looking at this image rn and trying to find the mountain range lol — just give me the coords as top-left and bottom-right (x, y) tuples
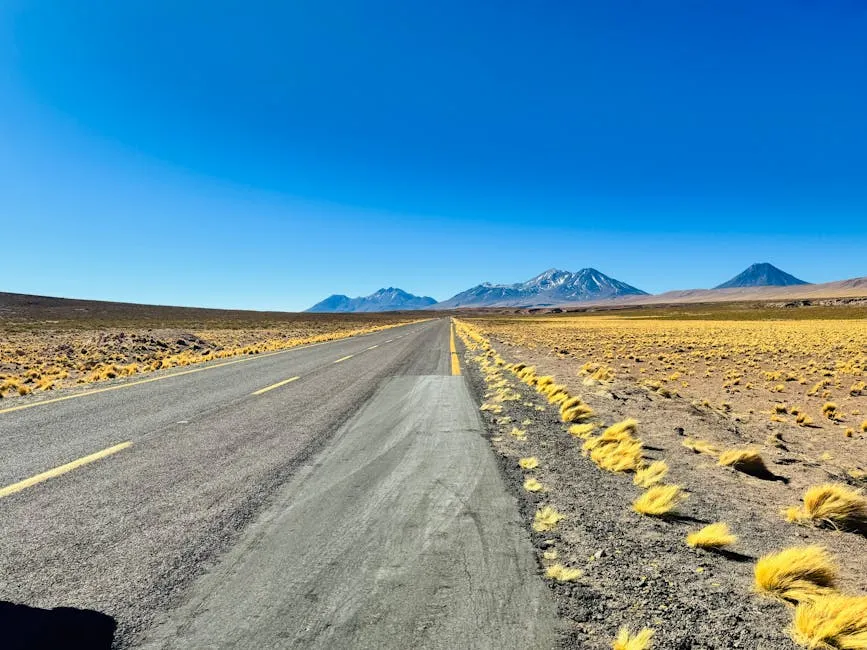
(433, 268), (647, 308)
(305, 263), (824, 312)
(305, 287), (437, 313)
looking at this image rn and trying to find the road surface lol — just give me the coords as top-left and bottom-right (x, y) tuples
(0, 318), (556, 648)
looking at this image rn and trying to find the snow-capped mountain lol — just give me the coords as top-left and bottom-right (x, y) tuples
(434, 268), (647, 308)
(715, 263), (809, 289)
(306, 288), (437, 313)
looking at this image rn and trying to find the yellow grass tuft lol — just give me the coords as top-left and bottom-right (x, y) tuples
(533, 505), (564, 532)
(797, 412), (816, 427)
(560, 395), (595, 422)
(545, 564), (582, 582)
(682, 437), (720, 455)
(822, 402), (840, 420)
(791, 594), (867, 650)
(686, 522), (737, 549)
(519, 456), (539, 470)
(568, 423), (598, 439)
(785, 483), (867, 531)
(717, 448), (770, 477)
(523, 478), (544, 492)
(591, 436), (644, 473)
(613, 626), (655, 650)
(633, 461), (669, 488)
(510, 427), (527, 441)
(754, 546), (837, 604)
(861, 420), (867, 433)
(632, 484), (686, 516)
(605, 418), (639, 437)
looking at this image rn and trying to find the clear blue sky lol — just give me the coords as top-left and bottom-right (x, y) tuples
(1, 1), (865, 311)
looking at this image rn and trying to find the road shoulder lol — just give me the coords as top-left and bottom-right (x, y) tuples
(141, 375), (557, 649)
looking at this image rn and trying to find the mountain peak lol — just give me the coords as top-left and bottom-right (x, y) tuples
(715, 263), (810, 289)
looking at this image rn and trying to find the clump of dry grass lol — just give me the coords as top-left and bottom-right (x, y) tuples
(754, 546), (837, 603)
(717, 448), (771, 477)
(533, 506), (564, 532)
(568, 423), (598, 439)
(633, 460), (669, 488)
(560, 395), (595, 423)
(822, 402), (840, 420)
(545, 564), (582, 582)
(682, 438), (720, 455)
(797, 412), (816, 427)
(518, 456), (539, 470)
(632, 485), (686, 516)
(791, 594), (867, 649)
(591, 436), (644, 473)
(583, 419), (644, 473)
(613, 626), (655, 650)
(686, 522), (737, 549)
(523, 478), (544, 492)
(785, 483), (867, 531)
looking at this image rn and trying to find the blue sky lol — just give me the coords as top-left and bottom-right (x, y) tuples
(1, 1), (865, 311)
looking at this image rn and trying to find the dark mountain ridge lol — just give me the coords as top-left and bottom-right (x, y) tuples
(306, 287), (437, 313)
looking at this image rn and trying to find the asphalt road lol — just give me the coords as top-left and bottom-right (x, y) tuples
(0, 318), (555, 649)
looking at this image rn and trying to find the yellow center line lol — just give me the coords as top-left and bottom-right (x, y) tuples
(333, 355), (354, 364)
(367, 345), (379, 350)
(450, 320), (461, 376)
(384, 339), (393, 343)
(252, 376), (300, 396)
(0, 441), (133, 500)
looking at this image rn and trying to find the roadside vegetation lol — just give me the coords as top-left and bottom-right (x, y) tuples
(454, 306), (866, 649)
(0, 302), (424, 398)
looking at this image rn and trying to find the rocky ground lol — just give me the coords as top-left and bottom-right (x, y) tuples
(457, 323), (866, 649)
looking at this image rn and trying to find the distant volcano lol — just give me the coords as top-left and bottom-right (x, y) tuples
(715, 263), (809, 289)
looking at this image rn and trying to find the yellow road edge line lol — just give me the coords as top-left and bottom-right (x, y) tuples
(450, 320), (461, 376)
(367, 345), (379, 350)
(252, 376), (300, 396)
(0, 441), (133, 499)
(333, 355), (354, 364)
